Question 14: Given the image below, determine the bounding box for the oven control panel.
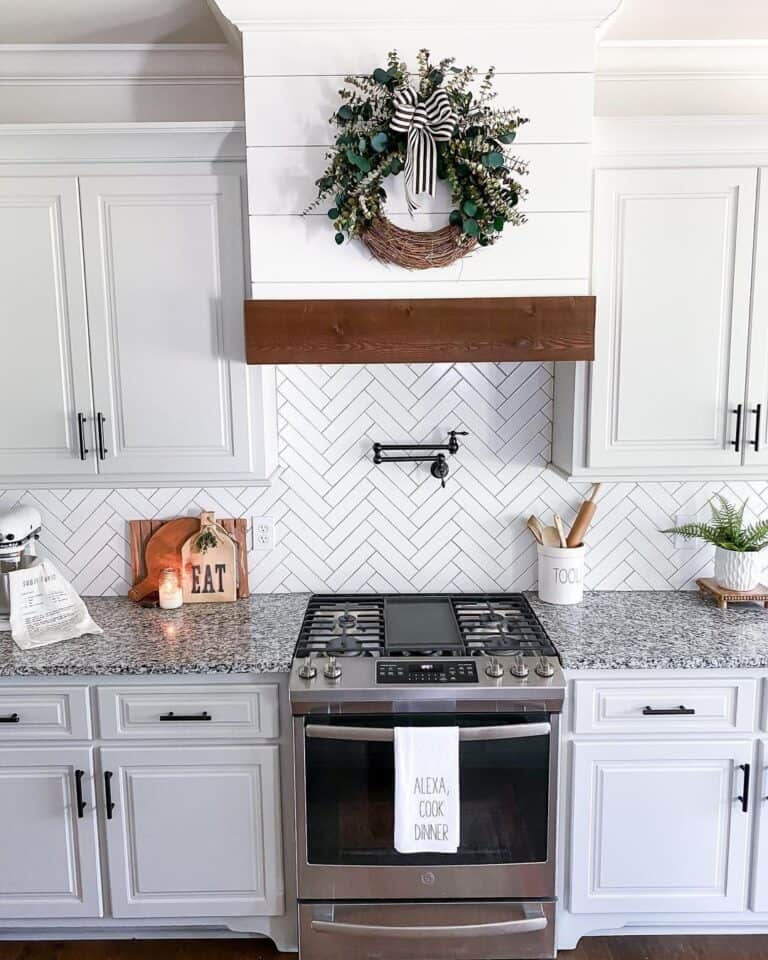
[376,660,479,684]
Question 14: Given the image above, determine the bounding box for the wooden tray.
[128,517,248,601]
[697,577,768,611]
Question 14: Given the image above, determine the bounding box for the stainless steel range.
[289,593,564,960]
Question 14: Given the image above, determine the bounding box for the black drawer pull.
[642,705,695,716]
[751,403,762,452]
[77,413,89,461]
[0,713,20,723]
[75,769,87,819]
[104,770,115,820]
[738,763,751,814]
[731,404,743,452]
[96,412,108,460]
[159,711,211,722]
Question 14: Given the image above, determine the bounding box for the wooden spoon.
[540,524,562,548]
[554,514,568,549]
[527,515,545,545]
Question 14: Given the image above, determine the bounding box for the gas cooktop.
[294,593,557,659]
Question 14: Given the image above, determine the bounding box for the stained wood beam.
[244,296,595,364]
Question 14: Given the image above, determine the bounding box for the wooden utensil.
[527,515,545,545]
[540,525,561,548]
[554,514,568,549]
[566,482,601,547]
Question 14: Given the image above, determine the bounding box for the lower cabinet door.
[750,740,768,912]
[0,746,102,918]
[100,744,284,918]
[570,740,752,914]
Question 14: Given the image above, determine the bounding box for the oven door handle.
[305,722,551,742]
[311,914,547,939]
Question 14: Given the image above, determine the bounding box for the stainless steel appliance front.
[293,708,559,902]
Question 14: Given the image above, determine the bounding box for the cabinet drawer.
[572,679,757,735]
[96,683,279,740]
[0,686,91,740]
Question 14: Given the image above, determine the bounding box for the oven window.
[304,714,550,866]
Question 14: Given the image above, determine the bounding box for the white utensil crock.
[537,544,585,605]
[714,546,765,592]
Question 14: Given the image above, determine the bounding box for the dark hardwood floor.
[2,936,768,960]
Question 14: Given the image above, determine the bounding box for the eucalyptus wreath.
[305,49,529,265]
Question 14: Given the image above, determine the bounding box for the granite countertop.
[0,594,310,677]
[527,591,768,670]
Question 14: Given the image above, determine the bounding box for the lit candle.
[158,568,183,610]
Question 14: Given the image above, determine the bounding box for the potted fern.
[663,495,768,592]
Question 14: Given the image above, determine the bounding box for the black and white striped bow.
[390,87,457,214]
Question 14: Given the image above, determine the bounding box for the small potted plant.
[663,495,768,592]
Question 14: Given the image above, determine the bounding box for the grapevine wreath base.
[361,217,477,270]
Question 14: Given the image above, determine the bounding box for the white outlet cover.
[250,516,274,551]
[673,514,697,550]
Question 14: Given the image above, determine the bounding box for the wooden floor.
[2,937,768,960]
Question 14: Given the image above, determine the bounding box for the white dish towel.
[394,726,460,854]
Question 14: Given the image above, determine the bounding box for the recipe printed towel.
[394,726,460,854]
[8,560,102,649]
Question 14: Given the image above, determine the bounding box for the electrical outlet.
[672,514,696,550]
[250,516,274,551]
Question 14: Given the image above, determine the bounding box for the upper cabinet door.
[744,168,768,465]
[0,178,96,477]
[588,168,756,469]
[79,174,253,478]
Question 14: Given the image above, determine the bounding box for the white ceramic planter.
[537,544,585,605]
[714,546,766,592]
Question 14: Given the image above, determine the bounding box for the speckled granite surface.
[527,591,768,670]
[0,594,310,677]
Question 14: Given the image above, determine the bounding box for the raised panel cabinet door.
[100,744,284,918]
[744,168,768,465]
[78,174,253,477]
[0,746,102,918]
[0,177,96,478]
[569,739,752,914]
[588,167,756,469]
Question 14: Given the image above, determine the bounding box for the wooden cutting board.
[128,517,248,601]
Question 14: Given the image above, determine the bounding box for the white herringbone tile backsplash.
[4,362,767,595]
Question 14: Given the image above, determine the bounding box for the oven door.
[294,712,558,900]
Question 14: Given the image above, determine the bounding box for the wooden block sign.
[181,512,238,604]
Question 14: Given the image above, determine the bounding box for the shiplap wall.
[237,8,610,299]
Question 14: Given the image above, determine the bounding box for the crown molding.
[0,122,246,163]
[207,0,622,30]
[0,43,242,83]
[597,39,768,81]
[593,115,768,166]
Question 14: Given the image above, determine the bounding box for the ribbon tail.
[404,126,420,216]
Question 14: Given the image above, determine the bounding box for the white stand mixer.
[0,506,43,618]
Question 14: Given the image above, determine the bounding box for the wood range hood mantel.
[244,296,595,364]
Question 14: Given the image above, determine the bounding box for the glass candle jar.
[158,568,183,610]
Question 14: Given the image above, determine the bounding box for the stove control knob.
[324,656,342,680]
[297,656,317,680]
[485,656,504,679]
[535,656,555,679]
[509,654,529,679]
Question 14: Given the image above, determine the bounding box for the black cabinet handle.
[77,413,89,461]
[159,711,211,722]
[642,705,695,716]
[731,404,743,452]
[0,713,20,723]
[751,403,762,452]
[96,412,108,460]
[75,769,87,819]
[738,763,751,814]
[104,770,115,820]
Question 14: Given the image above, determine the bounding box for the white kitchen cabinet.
[100,744,284,918]
[569,739,752,914]
[0,178,96,476]
[744,168,768,466]
[553,165,761,479]
[0,746,102,918]
[1,166,276,486]
[750,740,768,911]
[78,174,258,478]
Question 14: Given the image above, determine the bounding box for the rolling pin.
[566,483,601,547]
